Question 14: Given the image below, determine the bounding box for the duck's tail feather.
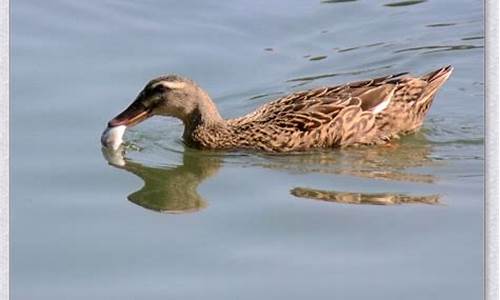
[418,65,453,105]
[421,65,454,90]
[401,65,453,131]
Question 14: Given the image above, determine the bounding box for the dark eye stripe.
[154,85,166,92]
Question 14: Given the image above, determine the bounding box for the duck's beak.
[108,99,152,127]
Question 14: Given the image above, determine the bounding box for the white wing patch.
[371,86,396,114]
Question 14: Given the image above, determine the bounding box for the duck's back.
[197,66,453,152]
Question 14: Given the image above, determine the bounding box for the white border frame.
[485,1,499,299]
[0,0,8,298]
[0,1,497,300]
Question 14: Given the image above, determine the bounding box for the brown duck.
[106,65,453,152]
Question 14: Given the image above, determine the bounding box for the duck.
[105,65,453,152]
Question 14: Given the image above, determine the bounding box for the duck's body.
[105,66,453,152]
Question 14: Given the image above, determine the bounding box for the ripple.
[426,23,457,27]
[461,36,484,41]
[286,65,392,83]
[321,0,357,3]
[429,138,484,146]
[337,42,385,53]
[248,91,284,101]
[394,44,483,54]
[384,0,427,7]
[308,55,328,61]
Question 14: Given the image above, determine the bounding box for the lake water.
[11,0,484,299]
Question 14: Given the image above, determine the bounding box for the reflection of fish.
[291,187,440,205]
[102,147,221,214]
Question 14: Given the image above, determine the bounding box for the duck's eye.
[153,84,167,93]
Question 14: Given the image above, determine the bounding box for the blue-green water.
[12,0,483,299]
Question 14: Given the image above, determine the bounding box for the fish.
[101,125,126,150]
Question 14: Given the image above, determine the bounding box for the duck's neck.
[182,94,226,142]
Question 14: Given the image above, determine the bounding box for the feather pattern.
[108,66,453,152]
[187,66,453,152]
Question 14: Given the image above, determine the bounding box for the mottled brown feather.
[185,66,453,152]
[112,66,453,152]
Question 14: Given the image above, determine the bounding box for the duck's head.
[107,75,221,128]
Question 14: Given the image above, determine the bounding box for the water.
[11,0,483,299]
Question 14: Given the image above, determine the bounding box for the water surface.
[12,0,483,299]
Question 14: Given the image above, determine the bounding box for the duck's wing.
[231,71,409,127]
[228,83,397,150]
[228,67,452,150]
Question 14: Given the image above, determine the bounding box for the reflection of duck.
[105,66,452,152]
[102,133,440,213]
[250,134,437,183]
[291,187,439,205]
[102,148,221,213]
